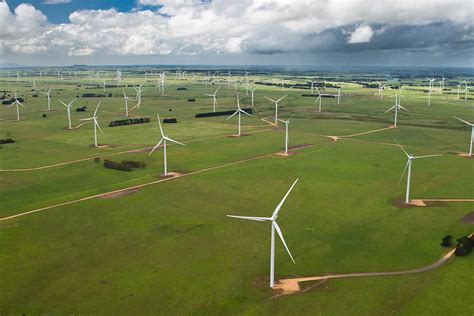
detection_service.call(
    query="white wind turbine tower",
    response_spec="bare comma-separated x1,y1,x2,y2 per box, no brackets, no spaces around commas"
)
457,82,462,99
439,76,445,93
59,98,77,129
122,88,130,117
314,86,322,112
205,87,220,112
310,81,318,94
227,178,298,288
8,90,25,121
148,114,185,176
102,79,107,92
249,87,257,107
40,87,52,111
455,117,474,157
336,87,342,104
392,137,442,204
277,115,295,155
227,94,253,136
426,78,435,106
376,81,385,99
80,102,103,147
462,81,469,101
385,92,408,127
264,95,287,125
159,72,166,96
280,76,285,91
134,84,146,106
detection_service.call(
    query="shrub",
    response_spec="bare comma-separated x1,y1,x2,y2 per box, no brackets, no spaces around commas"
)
103,159,146,171
440,235,452,247
163,118,177,123
177,87,188,90
82,93,106,98
0,138,15,144
76,106,87,112
454,236,473,257
94,157,100,163
188,98,196,102
42,114,47,118
109,117,151,127
32,94,38,97
195,108,253,118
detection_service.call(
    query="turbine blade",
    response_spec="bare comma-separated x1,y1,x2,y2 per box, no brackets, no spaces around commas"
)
398,160,410,186
94,101,101,116
80,117,94,121
277,95,288,102
240,109,253,117
273,222,295,263
385,105,396,113
95,120,104,134
59,100,68,107
227,110,239,120
148,138,164,156
399,105,409,112
156,113,165,137
226,215,271,222
272,179,299,219
455,116,473,126
391,136,410,157
412,154,443,159
264,96,276,102
165,136,185,146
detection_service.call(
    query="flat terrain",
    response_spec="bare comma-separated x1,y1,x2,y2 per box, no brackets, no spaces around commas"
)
0,71,473,314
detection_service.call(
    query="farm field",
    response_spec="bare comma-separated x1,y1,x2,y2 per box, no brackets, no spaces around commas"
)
0,70,473,314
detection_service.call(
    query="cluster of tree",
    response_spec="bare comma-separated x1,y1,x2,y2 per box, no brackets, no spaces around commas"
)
188,98,196,102
454,236,474,257
0,138,15,144
176,87,188,90
196,108,253,118
163,118,177,123
108,117,151,127
82,93,107,98
76,106,87,112
2,97,25,105
32,94,39,97
103,159,146,172
301,94,335,98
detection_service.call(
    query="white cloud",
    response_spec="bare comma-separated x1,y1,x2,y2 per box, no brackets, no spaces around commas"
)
348,26,374,44
43,0,71,4
0,0,472,58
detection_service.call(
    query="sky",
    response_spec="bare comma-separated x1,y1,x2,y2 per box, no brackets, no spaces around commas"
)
0,0,473,67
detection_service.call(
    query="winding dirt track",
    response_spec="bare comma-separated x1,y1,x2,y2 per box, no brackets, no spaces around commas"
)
274,239,473,296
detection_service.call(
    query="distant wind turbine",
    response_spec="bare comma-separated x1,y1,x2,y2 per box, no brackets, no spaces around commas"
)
227,94,253,136
264,95,287,125
455,116,474,157
59,98,77,129
80,102,103,147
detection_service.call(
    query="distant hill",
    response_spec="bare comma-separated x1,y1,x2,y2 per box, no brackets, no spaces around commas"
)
0,63,21,68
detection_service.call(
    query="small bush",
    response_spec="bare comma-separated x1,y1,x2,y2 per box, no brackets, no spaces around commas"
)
188,98,196,102
76,106,87,112
177,87,188,90
42,114,47,118
440,235,452,247
103,159,146,171
0,138,15,144
454,236,473,257
109,117,151,127
163,118,177,123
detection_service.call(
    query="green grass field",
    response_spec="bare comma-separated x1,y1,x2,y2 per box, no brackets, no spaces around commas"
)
0,71,473,314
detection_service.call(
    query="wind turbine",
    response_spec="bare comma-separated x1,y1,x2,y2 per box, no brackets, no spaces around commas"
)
385,93,408,127
336,87,342,104
205,87,220,112
264,95,287,124
227,178,299,288
277,117,292,155
134,84,146,106
314,86,322,112
457,82,462,99
462,81,469,101
439,76,445,93
80,102,103,147
40,87,52,111
227,94,253,136
148,113,185,176
8,90,25,121
426,78,435,106
455,117,474,157
393,137,442,204
249,87,257,107
59,98,77,129
376,81,385,99
310,81,318,94
122,88,130,117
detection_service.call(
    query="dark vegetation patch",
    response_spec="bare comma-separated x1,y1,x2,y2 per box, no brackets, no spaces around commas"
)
188,98,196,102
163,118,177,123
2,97,25,105
109,117,151,127
0,138,15,144
76,106,87,112
195,108,253,118
454,236,474,257
103,159,146,172
301,94,335,98
176,87,188,90
82,93,107,98
440,235,453,247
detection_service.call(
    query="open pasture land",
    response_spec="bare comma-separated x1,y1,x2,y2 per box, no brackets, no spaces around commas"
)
0,69,473,314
